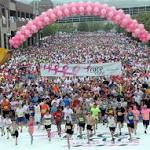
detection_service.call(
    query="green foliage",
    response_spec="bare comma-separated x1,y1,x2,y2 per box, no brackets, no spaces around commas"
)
42,21,115,36
42,23,75,36
103,23,114,31
77,22,89,32
134,12,150,32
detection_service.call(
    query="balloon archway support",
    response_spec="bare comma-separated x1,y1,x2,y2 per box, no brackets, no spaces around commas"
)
9,2,150,48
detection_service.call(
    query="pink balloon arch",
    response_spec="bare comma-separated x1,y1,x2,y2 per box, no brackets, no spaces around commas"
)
9,2,150,48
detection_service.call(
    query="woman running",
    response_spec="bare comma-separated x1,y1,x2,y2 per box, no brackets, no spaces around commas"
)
77,110,86,139
65,116,74,149
90,104,100,132
11,121,19,145
53,107,63,137
28,116,35,144
132,105,140,134
43,111,51,141
126,107,135,141
4,115,12,139
86,112,95,144
107,113,116,143
141,105,150,134
115,103,125,135
0,115,5,136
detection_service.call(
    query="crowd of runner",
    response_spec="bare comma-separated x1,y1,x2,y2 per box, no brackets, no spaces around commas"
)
0,31,150,148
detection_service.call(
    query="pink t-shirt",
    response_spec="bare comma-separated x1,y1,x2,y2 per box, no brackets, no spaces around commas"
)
132,109,140,120
141,109,150,120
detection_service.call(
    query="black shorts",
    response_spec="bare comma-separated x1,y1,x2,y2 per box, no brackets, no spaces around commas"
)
66,129,73,135
78,123,85,129
45,125,51,131
109,127,116,132
25,114,30,120
12,130,19,138
101,110,106,116
127,123,134,129
143,120,149,126
117,117,124,124
87,125,93,131
3,110,9,118
6,127,11,132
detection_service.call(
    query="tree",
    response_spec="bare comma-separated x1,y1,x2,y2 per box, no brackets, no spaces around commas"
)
103,22,114,31
134,12,150,47
134,12,150,32
77,22,89,32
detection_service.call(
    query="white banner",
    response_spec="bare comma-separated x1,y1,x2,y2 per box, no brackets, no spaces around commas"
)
40,62,122,77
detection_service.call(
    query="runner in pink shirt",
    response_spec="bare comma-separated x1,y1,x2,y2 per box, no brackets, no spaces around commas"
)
141,105,150,134
132,105,140,134
28,116,35,144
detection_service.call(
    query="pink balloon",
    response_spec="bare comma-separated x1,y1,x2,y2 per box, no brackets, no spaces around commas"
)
134,28,141,36
48,13,56,21
86,6,92,14
93,7,99,13
13,44,19,49
101,8,107,17
24,29,31,37
64,8,70,17
118,9,124,15
71,7,77,14
9,39,14,45
132,33,137,38
32,25,38,33
20,34,26,42
121,18,130,27
43,17,51,25
56,10,63,19
148,34,150,40
47,9,53,15
128,22,137,31
107,11,114,20
79,6,84,14
36,20,44,29
115,15,121,21
10,2,150,48
108,11,114,18
138,24,144,30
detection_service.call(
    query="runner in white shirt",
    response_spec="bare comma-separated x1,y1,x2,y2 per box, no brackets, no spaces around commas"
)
15,105,25,132
63,106,73,121
107,113,117,143
43,112,51,141
4,116,12,139
34,104,41,129
0,115,5,136
23,103,30,123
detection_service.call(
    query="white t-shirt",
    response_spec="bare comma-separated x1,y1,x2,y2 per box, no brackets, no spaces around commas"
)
107,116,116,127
0,117,5,127
4,118,12,127
63,108,73,121
64,79,72,85
23,105,29,114
34,105,41,116
43,114,51,125
16,108,25,118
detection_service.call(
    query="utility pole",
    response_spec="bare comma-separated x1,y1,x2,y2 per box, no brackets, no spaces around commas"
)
33,0,40,16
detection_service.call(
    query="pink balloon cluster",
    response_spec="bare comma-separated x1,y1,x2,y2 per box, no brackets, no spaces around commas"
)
9,2,150,48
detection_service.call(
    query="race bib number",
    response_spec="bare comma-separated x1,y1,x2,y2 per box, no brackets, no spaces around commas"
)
79,117,84,122
118,112,122,116
66,125,71,130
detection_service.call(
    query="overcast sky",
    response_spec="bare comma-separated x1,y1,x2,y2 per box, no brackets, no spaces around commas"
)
16,0,150,4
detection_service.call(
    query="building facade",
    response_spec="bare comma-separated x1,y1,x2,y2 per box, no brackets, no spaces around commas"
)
52,0,150,23
0,0,36,49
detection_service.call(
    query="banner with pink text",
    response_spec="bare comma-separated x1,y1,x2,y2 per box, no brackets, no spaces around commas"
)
40,62,122,77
